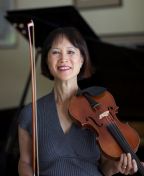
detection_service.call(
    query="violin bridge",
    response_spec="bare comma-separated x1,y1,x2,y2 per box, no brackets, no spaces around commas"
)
99,110,109,119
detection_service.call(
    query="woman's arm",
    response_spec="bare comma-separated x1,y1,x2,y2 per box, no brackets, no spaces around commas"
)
18,126,33,176
100,153,138,176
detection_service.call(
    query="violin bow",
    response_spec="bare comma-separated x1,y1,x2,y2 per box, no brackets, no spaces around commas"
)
27,20,39,176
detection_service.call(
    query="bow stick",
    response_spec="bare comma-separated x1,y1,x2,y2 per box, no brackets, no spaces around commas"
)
27,20,39,176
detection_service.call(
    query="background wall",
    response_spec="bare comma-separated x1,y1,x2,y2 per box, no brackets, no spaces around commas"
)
0,0,144,109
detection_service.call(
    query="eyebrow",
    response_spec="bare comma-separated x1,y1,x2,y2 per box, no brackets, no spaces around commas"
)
51,47,77,50
51,48,60,50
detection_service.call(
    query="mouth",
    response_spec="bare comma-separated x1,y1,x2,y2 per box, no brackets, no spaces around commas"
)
57,65,71,71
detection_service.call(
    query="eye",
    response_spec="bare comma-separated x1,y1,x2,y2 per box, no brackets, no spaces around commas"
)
51,49,61,55
67,50,75,55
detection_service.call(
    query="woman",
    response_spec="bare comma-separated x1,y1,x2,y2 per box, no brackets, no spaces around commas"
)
18,27,139,176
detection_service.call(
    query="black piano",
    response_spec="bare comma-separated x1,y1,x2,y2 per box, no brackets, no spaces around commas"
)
0,5,144,176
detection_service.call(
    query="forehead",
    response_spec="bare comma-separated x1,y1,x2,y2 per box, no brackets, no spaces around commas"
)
52,35,72,47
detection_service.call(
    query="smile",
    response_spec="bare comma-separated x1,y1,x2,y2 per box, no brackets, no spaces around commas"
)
58,66,71,71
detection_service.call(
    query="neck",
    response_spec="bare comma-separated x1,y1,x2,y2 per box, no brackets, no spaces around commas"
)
54,80,78,104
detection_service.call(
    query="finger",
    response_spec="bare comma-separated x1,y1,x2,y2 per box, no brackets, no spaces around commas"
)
124,153,132,175
128,159,138,175
122,153,128,169
119,154,124,164
127,153,132,169
119,154,124,168
118,154,124,172
132,159,138,173
119,154,127,173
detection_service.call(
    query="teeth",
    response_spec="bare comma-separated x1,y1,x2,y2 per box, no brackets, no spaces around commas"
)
58,66,71,70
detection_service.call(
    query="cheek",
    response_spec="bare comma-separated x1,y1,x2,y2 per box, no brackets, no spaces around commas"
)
47,58,58,77
73,55,82,64
77,57,83,68
73,60,83,73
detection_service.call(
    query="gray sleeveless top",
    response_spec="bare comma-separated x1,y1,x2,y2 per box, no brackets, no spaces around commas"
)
18,87,106,176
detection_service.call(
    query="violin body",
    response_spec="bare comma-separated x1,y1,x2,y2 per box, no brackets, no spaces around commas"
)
68,90,140,160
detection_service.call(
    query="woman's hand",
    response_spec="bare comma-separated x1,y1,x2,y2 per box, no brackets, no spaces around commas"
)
100,153,143,176
117,153,138,175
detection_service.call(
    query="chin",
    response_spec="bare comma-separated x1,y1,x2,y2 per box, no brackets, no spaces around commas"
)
56,75,77,82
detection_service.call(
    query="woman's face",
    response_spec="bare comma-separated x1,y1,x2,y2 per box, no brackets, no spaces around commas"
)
47,36,83,81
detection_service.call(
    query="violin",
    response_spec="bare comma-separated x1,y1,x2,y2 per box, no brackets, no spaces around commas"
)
68,88,144,175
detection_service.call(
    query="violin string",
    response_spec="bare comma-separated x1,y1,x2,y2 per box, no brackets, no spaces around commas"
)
109,118,144,174
95,103,131,151
98,105,144,174
102,106,133,152
27,20,39,176
81,92,144,174
108,116,144,173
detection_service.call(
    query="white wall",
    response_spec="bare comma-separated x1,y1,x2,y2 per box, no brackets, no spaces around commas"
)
80,0,144,35
0,0,144,109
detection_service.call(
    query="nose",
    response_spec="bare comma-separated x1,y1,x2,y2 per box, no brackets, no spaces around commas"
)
60,52,68,63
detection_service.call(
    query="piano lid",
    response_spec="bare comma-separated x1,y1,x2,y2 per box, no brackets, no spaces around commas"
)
5,5,100,49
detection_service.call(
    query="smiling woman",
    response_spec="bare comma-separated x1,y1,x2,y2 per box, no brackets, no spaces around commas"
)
18,27,142,176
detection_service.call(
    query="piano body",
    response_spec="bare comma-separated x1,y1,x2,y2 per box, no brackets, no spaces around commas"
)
0,5,144,176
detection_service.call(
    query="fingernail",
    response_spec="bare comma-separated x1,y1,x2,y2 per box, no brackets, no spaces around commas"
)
127,153,131,157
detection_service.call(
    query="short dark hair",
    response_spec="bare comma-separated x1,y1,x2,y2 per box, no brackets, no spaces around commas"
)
41,27,92,80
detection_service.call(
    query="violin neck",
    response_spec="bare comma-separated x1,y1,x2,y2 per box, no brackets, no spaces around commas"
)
107,124,144,175
78,91,144,175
